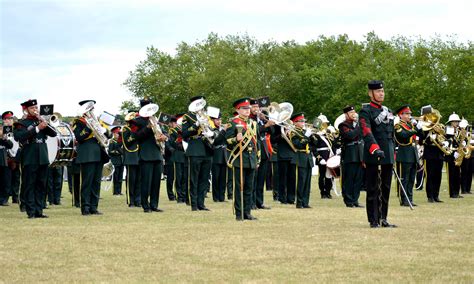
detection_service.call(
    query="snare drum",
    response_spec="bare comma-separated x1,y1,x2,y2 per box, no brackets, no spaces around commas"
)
46,122,76,167
325,155,341,178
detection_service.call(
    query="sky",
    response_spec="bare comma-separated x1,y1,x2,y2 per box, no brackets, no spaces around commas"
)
1,0,473,118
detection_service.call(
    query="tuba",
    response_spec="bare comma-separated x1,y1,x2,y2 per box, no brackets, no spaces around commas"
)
138,103,166,153
261,102,297,151
188,98,218,146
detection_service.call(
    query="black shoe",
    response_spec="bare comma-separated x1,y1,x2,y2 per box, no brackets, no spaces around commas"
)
198,207,210,211
303,205,312,209
354,204,364,208
434,198,443,203
0,202,9,206
236,216,243,221
20,206,26,212
401,203,410,207
346,204,354,208
381,220,397,228
296,204,303,209
462,191,472,194
28,215,35,219
326,194,332,199
370,223,379,228
244,214,258,220
411,203,417,207
151,208,164,212
191,207,198,211
287,201,295,205
257,205,271,210
82,211,90,216
143,209,152,213
427,198,434,203
36,214,49,218
90,211,103,215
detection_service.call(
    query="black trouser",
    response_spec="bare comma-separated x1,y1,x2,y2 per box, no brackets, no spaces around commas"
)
425,159,443,200
0,166,11,204
10,166,20,203
165,162,175,200
254,158,269,207
125,165,140,206
296,166,312,207
47,166,64,205
174,162,188,203
140,160,162,210
396,162,416,204
318,164,333,197
461,158,473,193
365,164,393,225
266,161,273,192
278,160,296,203
212,163,227,202
271,161,279,200
112,165,124,195
233,167,255,218
22,164,49,217
188,157,211,210
342,162,363,206
70,172,80,207
226,167,233,199
446,157,461,197
80,162,103,214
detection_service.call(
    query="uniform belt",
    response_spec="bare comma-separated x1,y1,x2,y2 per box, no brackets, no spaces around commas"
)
26,139,45,144
346,141,361,146
317,147,329,151
297,149,310,153
214,145,226,149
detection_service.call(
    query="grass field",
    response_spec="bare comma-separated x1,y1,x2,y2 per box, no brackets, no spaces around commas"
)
1,174,473,283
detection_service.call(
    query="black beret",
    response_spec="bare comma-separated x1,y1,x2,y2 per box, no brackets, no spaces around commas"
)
139,99,152,107
343,105,355,113
258,96,270,107
368,80,384,90
190,96,205,103
233,97,251,109
21,99,37,108
78,100,96,106
249,98,259,105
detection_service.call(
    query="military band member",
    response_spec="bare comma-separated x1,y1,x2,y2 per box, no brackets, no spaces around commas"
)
210,113,228,202
182,96,219,211
0,117,14,206
250,98,274,209
2,111,20,205
73,100,109,216
122,111,141,207
314,114,336,199
135,99,167,213
13,99,57,218
460,124,473,194
275,119,296,204
225,98,259,220
359,80,396,228
445,113,463,198
269,143,279,201
394,105,423,206
290,113,314,208
226,111,239,201
168,113,188,204
164,121,176,201
338,105,364,208
109,126,124,196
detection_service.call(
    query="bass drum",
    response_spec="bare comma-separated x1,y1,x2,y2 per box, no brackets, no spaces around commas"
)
46,122,76,167
325,155,341,178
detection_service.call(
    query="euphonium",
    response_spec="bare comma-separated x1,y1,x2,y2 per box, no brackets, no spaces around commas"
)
418,108,452,155
138,103,166,153
188,98,217,146
78,101,110,151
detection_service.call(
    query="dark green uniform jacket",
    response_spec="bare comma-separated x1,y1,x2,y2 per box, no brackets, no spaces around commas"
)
72,118,109,164
225,116,259,169
169,127,186,163
359,102,395,165
108,138,124,166
134,116,163,162
0,137,13,167
338,120,363,163
13,116,57,165
181,112,213,158
395,120,422,163
290,127,314,168
121,124,140,165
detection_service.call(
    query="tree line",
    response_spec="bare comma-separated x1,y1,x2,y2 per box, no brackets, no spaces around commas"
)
123,32,473,124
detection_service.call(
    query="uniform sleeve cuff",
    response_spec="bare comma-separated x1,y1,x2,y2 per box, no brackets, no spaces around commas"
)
369,144,380,154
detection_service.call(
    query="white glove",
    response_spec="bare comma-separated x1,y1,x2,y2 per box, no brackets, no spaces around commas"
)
416,121,423,130
203,130,215,138
327,125,336,133
454,152,459,159
442,141,449,148
195,120,200,127
431,133,437,140
304,129,312,137
411,118,417,125
336,148,341,155
462,141,467,147
100,127,107,134
320,159,326,165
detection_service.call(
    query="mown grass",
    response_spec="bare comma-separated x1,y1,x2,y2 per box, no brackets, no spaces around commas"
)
0,173,473,283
